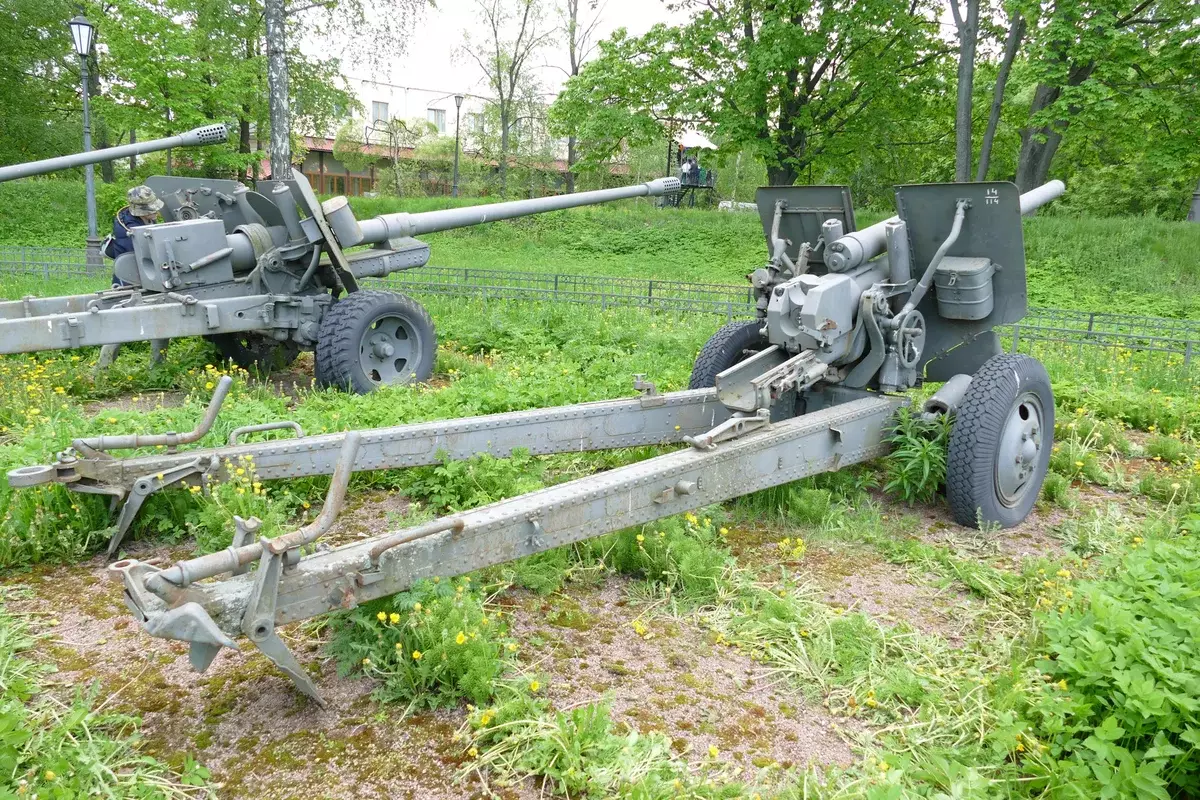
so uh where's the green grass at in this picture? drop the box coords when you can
[0,589,210,796]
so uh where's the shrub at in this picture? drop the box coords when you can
[882,407,950,505]
[1025,536,1200,799]
[328,577,516,709]
[401,448,545,513]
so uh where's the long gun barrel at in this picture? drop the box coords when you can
[825,180,1066,272]
[323,177,682,247]
[0,124,229,184]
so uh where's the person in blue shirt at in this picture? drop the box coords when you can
[98,185,164,367]
[108,185,162,287]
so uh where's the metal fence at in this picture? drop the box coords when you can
[2,246,1196,365]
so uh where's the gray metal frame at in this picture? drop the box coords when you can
[109,391,902,705]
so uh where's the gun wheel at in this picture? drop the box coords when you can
[688,320,768,389]
[946,354,1054,529]
[315,290,436,394]
[206,333,300,375]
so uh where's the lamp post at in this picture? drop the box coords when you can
[68,15,101,271]
[452,94,464,197]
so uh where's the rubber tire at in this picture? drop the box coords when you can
[315,290,436,394]
[946,354,1054,528]
[205,333,300,375]
[688,320,768,389]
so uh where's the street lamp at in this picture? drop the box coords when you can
[452,94,464,197]
[68,15,101,269]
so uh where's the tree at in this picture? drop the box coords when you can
[553,0,947,187]
[1013,0,1197,191]
[948,0,981,181]
[975,5,1025,180]
[335,118,436,195]
[554,0,605,191]
[462,0,556,195]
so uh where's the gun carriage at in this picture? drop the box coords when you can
[8,176,1065,707]
[0,125,679,391]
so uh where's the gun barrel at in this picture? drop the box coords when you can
[0,124,228,184]
[826,181,1066,272]
[332,177,680,247]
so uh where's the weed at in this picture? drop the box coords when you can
[1145,433,1190,464]
[1040,471,1074,508]
[882,408,950,505]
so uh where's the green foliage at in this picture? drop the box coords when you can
[883,407,950,505]
[328,577,516,709]
[401,448,546,513]
[461,690,696,799]
[583,511,732,602]
[1040,471,1072,507]
[1025,536,1200,799]
[0,593,209,796]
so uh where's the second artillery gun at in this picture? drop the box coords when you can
[0,126,679,392]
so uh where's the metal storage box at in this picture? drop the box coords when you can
[933,256,995,320]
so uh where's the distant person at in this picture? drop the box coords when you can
[98,185,165,368]
[106,185,163,287]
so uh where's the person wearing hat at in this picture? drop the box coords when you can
[97,185,165,367]
[107,185,163,286]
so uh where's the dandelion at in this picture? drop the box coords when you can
[468,747,479,758]
[1056,568,1071,579]
[376,611,387,622]
[636,534,645,543]
[480,711,494,725]
[413,602,423,612]
[1056,679,1068,691]
[719,527,728,535]
[529,679,541,692]
[708,745,719,758]
[362,657,372,667]
[1074,461,1084,467]
[412,650,423,660]
[44,771,56,781]
[456,631,467,645]
[506,642,518,652]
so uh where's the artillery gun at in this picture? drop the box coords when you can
[0,126,679,391]
[10,178,1064,707]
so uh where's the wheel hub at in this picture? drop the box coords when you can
[995,393,1044,507]
[359,314,417,385]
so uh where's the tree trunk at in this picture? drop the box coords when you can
[499,111,510,195]
[1188,178,1200,222]
[976,14,1025,181]
[1016,84,1062,191]
[951,0,979,183]
[566,135,577,193]
[128,129,137,174]
[767,163,797,186]
[264,0,291,179]
[238,114,252,184]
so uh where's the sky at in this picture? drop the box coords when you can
[314,0,676,101]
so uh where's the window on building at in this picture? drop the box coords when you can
[371,101,389,123]
[469,113,485,134]
[427,108,446,133]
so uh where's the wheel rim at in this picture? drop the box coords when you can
[994,391,1044,507]
[359,312,421,386]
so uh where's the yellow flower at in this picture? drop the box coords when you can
[389,612,401,624]
[1056,569,1071,579]
[708,745,719,758]
[107,417,117,424]
[480,711,493,725]
[719,527,729,535]
[413,602,423,612]
[456,631,467,645]
[376,611,387,622]
[529,679,541,692]
[205,381,214,390]
[362,657,372,667]
[412,650,423,660]
[879,761,890,772]
[1056,679,1068,691]
[506,642,518,652]
[636,534,645,543]
[44,771,56,781]
[1074,461,1084,467]
[236,467,246,476]
[468,747,478,758]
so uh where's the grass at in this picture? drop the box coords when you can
[0,589,210,796]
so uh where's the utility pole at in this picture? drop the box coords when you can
[452,94,464,197]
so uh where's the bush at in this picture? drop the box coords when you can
[882,407,950,505]
[328,577,517,709]
[1025,536,1200,798]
